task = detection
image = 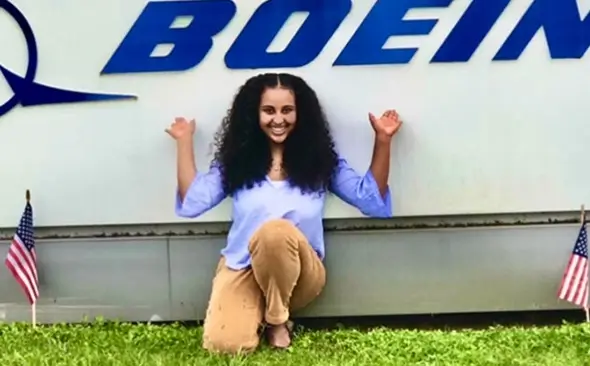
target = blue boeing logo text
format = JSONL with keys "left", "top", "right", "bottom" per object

{"left": 2, "top": 0, "right": 588, "bottom": 117}
{"left": 103, "top": 0, "right": 590, "bottom": 74}
{"left": 0, "top": 1, "right": 135, "bottom": 118}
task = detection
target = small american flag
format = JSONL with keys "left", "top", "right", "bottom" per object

{"left": 557, "top": 223, "right": 589, "bottom": 308}
{"left": 4, "top": 201, "right": 39, "bottom": 305}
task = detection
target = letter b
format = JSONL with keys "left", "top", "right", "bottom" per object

{"left": 102, "top": 0, "right": 236, "bottom": 74}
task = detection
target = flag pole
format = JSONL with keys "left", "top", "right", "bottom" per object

{"left": 581, "top": 204, "right": 589, "bottom": 323}
{"left": 26, "top": 189, "right": 36, "bottom": 328}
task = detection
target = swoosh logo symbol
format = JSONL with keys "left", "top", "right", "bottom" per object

{"left": 0, "top": 1, "right": 136, "bottom": 118}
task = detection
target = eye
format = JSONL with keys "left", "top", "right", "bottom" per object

{"left": 261, "top": 106, "right": 275, "bottom": 114}
{"left": 281, "top": 106, "right": 294, "bottom": 114}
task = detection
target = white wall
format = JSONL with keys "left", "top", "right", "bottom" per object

{"left": 0, "top": 0, "right": 589, "bottom": 228}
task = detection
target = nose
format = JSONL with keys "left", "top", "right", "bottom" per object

{"left": 271, "top": 117, "right": 287, "bottom": 124}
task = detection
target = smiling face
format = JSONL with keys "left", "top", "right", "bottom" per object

{"left": 259, "top": 86, "right": 297, "bottom": 144}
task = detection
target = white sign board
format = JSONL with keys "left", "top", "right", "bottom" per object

{"left": 0, "top": 0, "right": 588, "bottom": 227}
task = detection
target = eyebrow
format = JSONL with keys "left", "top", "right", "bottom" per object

{"left": 260, "top": 104, "right": 295, "bottom": 108}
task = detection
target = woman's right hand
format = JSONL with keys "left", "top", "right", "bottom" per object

{"left": 166, "top": 117, "right": 196, "bottom": 141}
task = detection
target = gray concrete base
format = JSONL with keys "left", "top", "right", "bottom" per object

{"left": 0, "top": 224, "right": 579, "bottom": 324}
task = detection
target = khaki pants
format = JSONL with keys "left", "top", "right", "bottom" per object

{"left": 202, "top": 219, "right": 326, "bottom": 354}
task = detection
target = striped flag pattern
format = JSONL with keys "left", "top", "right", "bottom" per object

{"left": 558, "top": 223, "right": 588, "bottom": 307}
{"left": 4, "top": 201, "right": 39, "bottom": 304}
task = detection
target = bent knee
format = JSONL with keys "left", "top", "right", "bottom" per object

{"left": 250, "top": 219, "right": 301, "bottom": 250}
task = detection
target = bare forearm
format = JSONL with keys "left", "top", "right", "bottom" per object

{"left": 369, "top": 136, "right": 391, "bottom": 197}
{"left": 176, "top": 138, "right": 197, "bottom": 200}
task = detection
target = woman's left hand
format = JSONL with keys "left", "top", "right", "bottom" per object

{"left": 369, "top": 109, "right": 403, "bottom": 142}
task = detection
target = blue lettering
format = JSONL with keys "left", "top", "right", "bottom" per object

{"left": 224, "top": 0, "right": 351, "bottom": 69}
{"left": 104, "top": 0, "right": 590, "bottom": 73}
{"left": 431, "top": 0, "right": 510, "bottom": 62}
{"left": 495, "top": 0, "right": 590, "bottom": 60}
{"left": 101, "top": 0, "right": 236, "bottom": 74}
{"left": 334, "top": 0, "right": 452, "bottom": 66}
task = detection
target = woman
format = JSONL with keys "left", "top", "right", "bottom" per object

{"left": 166, "top": 73, "right": 402, "bottom": 354}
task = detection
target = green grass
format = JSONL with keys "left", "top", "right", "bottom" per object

{"left": 0, "top": 321, "right": 589, "bottom": 365}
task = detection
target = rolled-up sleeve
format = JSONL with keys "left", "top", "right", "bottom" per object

{"left": 329, "top": 156, "right": 393, "bottom": 218}
{"left": 175, "top": 162, "right": 227, "bottom": 218}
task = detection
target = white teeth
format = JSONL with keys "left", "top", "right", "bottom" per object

{"left": 271, "top": 126, "right": 286, "bottom": 135}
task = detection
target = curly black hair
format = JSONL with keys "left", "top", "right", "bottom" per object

{"left": 212, "top": 73, "right": 339, "bottom": 196}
